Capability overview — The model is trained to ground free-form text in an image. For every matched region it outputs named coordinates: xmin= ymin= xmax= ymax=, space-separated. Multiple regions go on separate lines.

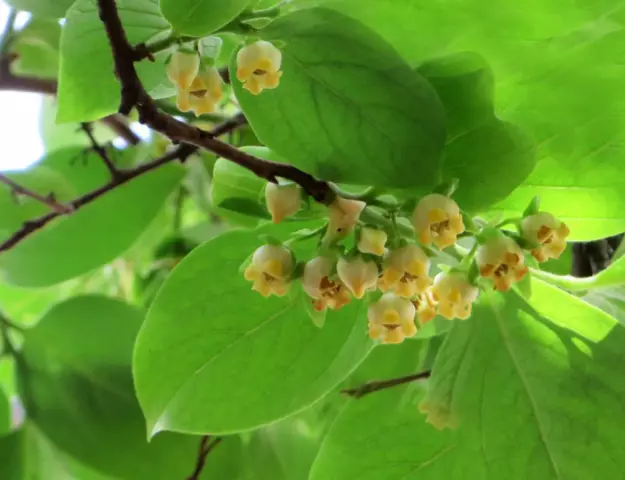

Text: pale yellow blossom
xmin=323 ymin=196 xmax=366 ymax=244
xmin=477 ymin=236 xmax=528 ymax=292
xmin=167 ymin=50 xmax=200 ymax=92
xmin=378 ymin=244 xmax=432 ymax=298
xmin=265 ymin=182 xmax=301 ymax=223
xmin=358 ymin=228 xmax=387 ymax=256
xmin=418 ymin=399 xmax=459 ymax=430
xmin=413 ymin=291 xmax=437 ymax=325
xmin=243 ymin=244 xmax=293 ymax=297
xmin=412 ymin=194 xmax=464 ymax=249
xmin=236 ymin=40 xmax=283 ymax=95
xmin=521 ymin=212 xmax=570 ymax=262
xmin=337 ymin=256 xmax=378 ymax=299
xmin=302 ymin=257 xmax=351 ymax=311
xmin=179 ymin=66 xmax=224 ymax=116
xmin=430 ymin=272 xmax=478 ymax=320
xmin=367 ymin=293 xmax=417 ymax=344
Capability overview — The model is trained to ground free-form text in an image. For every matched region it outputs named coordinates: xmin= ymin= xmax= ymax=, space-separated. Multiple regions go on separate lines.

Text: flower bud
xmin=236 ymin=40 xmax=283 ymax=95
xmin=302 ymin=256 xmax=350 ymax=311
xmin=243 ymin=244 xmax=293 ymax=297
xmin=358 ymin=227 xmax=387 ymax=256
xmin=476 ymin=235 xmax=528 ymax=292
xmin=412 ymin=194 xmax=464 ymax=249
xmin=337 ymin=256 xmax=378 ymax=299
xmin=367 ymin=293 xmax=417 ymax=344
xmin=521 ymin=212 xmax=570 ymax=262
xmin=265 ymin=182 xmax=301 ymax=224
xmin=379 ymin=244 xmax=431 ymax=298
xmin=323 ymin=196 xmax=366 ymax=244
xmin=167 ymin=50 xmax=200 ymax=91
xmin=430 ymin=272 xmax=478 ymax=320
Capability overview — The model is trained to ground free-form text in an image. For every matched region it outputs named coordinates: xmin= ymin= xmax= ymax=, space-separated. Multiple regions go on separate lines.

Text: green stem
xmin=0 ymin=314 xmax=22 ymax=357
xmin=241 ymin=2 xmax=285 ymax=20
xmin=146 ymin=32 xmax=196 ymax=55
xmin=529 ymin=268 xmax=595 ymax=291
xmin=0 ymin=8 xmax=18 ymax=55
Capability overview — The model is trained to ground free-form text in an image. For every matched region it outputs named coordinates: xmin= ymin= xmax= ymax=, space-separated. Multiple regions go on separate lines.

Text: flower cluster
xmin=245 ymin=185 xmax=570 ymax=346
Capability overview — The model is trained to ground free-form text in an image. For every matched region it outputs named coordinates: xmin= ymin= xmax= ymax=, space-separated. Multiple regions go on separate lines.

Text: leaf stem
xmin=342 ymin=370 xmax=431 ymax=399
xmin=529 ymin=268 xmax=595 ymax=291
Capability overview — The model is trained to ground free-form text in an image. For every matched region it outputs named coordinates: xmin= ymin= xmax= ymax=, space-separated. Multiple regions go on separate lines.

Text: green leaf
xmin=0 ymin=388 xmax=10 ymax=436
xmin=159 ymin=0 xmax=252 ymax=37
xmin=4 ymin=0 xmax=74 ymax=17
xmin=417 ymin=53 xmax=536 ymax=212
xmin=10 ymin=18 xmax=61 ymax=79
xmin=231 ymin=8 xmax=446 ymax=189
xmin=134 ymin=229 xmax=373 ymax=435
xmin=422 ymin=280 xmax=625 ymax=478
xmin=0 ymin=148 xmax=185 ymax=287
xmin=0 ymin=431 xmax=21 ymax=480
xmin=583 ymin=254 xmax=625 ymax=289
xmin=58 ymin=0 xmax=170 ymax=123
xmin=18 ymin=295 xmax=217 ymax=479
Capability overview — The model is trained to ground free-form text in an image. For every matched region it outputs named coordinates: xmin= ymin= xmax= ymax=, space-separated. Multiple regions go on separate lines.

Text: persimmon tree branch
xmin=80 ymin=122 xmax=123 ymax=179
xmin=0 ymin=116 xmax=243 ymax=253
xmin=341 ymin=370 xmax=432 ymax=399
xmin=186 ymin=436 xmax=222 ymax=480
xmin=96 ymin=0 xmax=332 ymax=203
xmin=0 ymin=173 xmax=74 ymax=214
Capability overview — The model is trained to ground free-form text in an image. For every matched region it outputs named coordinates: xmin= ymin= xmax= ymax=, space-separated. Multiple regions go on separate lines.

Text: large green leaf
xmin=134 ymin=229 xmax=374 ymax=435
xmin=10 ymin=18 xmax=61 ymax=79
xmin=4 ymin=0 xmax=74 ymax=17
xmin=417 ymin=53 xmax=535 ymax=212
xmin=232 ymin=8 xmax=446 ymax=189
xmin=307 ymin=0 xmax=625 ymax=239
xmin=57 ymin=0 xmax=171 ymax=123
xmin=0 ymin=148 xmax=184 ymax=287
xmin=0 ymin=387 xmax=10 ymax=436
xmin=17 ymin=295 xmax=217 ymax=479
xmin=159 ymin=0 xmax=252 ymax=36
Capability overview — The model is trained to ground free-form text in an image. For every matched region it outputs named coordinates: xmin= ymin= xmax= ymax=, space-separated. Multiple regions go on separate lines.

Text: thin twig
xmin=0 ymin=9 xmax=18 ymax=55
xmin=80 ymin=122 xmax=123 ymax=179
xmin=101 ymin=115 xmax=141 ymax=145
xmin=0 ymin=117 xmax=242 ymax=253
xmin=96 ymin=0 xmax=333 ymax=203
xmin=341 ymin=371 xmax=432 ymax=399
xmin=186 ymin=436 xmax=222 ymax=480
xmin=0 ymin=173 xmax=74 ymax=214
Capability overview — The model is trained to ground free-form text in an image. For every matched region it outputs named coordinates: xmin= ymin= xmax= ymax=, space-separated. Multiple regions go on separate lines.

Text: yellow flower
xmin=367 ymin=293 xmax=417 ymax=344
xmin=413 ymin=291 xmax=437 ymax=325
xmin=430 ymin=272 xmax=478 ymax=320
xmin=167 ymin=50 xmax=200 ymax=92
xmin=265 ymin=182 xmax=301 ymax=224
xmin=378 ymin=244 xmax=432 ymax=298
xmin=243 ymin=244 xmax=293 ymax=297
xmin=179 ymin=66 xmax=224 ymax=116
xmin=412 ymin=194 xmax=464 ymax=249
xmin=337 ymin=256 xmax=378 ymax=299
xmin=358 ymin=228 xmax=387 ymax=256
xmin=302 ymin=257 xmax=351 ymax=311
xmin=322 ymin=196 xmax=366 ymax=244
xmin=477 ymin=236 xmax=528 ymax=292
xmin=236 ymin=40 xmax=283 ymax=95
xmin=521 ymin=212 xmax=570 ymax=262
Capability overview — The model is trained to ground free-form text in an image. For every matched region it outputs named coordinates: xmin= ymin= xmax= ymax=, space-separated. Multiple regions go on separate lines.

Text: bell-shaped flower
xmin=367 ymin=293 xmax=417 ymax=344
xmin=413 ymin=290 xmax=437 ymax=325
xmin=322 ymin=196 xmax=366 ymax=244
xmin=476 ymin=236 xmax=528 ymax=292
xmin=337 ymin=256 xmax=378 ymax=299
xmin=358 ymin=227 xmax=387 ymax=256
xmin=265 ymin=182 xmax=301 ymax=224
xmin=243 ymin=244 xmax=293 ymax=297
xmin=430 ymin=271 xmax=479 ymax=320
xmin=181 ymin=66 xmax=224 ymax=116
xmin=521 ymin=212 xmax=570 ymax=262
xmin=236 ymin=40 xmax=283 ymax=95
xmin=412 ymin=194 xmax=464 ymax=249
xmin=302 ymin=256 xmax=351 ymax=311
xmin=167 ymin=50 xmax=200 ymax=92
xmin=378 ymin=244 xmax=432 ymax=298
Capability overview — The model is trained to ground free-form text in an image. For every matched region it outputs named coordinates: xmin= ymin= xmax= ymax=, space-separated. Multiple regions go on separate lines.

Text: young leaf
xmin=17 ymin=295 xmax=217 ymax=479
xmin=160 ymin=0 xmax=252 ymax=37
xmin=231 ymin=8 xmax=446 ymax=189
xmin=10 ymin=18 xmax=61 ymax=79
xmin=57 ymin=0 xmax=170 ymax=123
xmin=134 ymin=229 xmax=374 ymax=435
xmin=0 ymin=148 xmax=185 ymax=287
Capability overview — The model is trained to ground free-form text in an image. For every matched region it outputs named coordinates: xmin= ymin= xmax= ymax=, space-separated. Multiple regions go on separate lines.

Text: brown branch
xmin=0 ymin=173 xmax=74 ymax=214
xmin=80 ymin=122 xmax=123 ymax=179
xmin=96 ymin=0 xmax=333 ymax=203
xmin=101 ymin=115 xmax=141 ymax=145
xmin=341 ymin=370 xmax=432 ymax=399
xmin=186 ymin=436 xmax=222 ymax=480
xmin=0 ymin=116 xmax=243 ymax=253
